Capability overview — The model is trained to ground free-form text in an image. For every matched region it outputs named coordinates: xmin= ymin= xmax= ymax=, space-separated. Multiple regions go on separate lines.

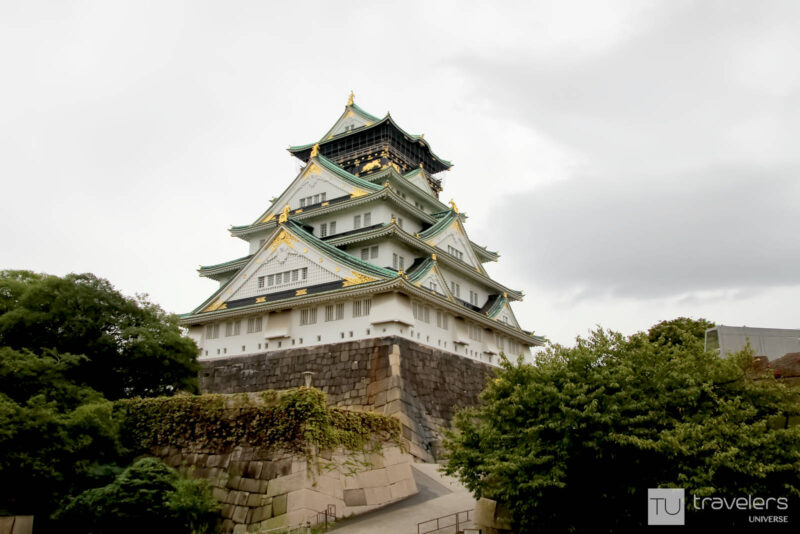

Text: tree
xmin=0 ymin=347 xmax=122 ymax=518
xmin=443 ymin=319 xmax=800 ymax=533
xmin=57 ymin=457 xmax=220 ymax=534
xmin=647 ymin=316 xmax=714 ymax=348
xmin=0 ymin=271 xmax=202 ymax=526
xmin=0 ymin=270 xmax=199 ymax=399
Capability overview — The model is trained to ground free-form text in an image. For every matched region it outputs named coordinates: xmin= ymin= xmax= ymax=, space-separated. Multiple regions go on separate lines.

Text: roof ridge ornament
xmin=278 ymin=204 xmax=291 ymax=224
xmin=449 ymin=199 xmax=459 ymax=213
xmin=347 ymin=91 xmax=354 ymax=106
xmin=310 ymin=143 xmax=320 ymax=158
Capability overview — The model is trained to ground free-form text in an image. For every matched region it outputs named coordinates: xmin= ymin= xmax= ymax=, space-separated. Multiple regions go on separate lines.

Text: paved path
xmin=329 ymin=463 xmax=476 ymax=534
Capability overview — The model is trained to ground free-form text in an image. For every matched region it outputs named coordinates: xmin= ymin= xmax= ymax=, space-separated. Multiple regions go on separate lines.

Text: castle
xmin=181 ymin=93 xmax=543 ymax=362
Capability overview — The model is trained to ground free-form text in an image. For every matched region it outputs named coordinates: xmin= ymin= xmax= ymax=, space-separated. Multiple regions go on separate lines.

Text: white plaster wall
xmin=195 ymin=294 xmax=529 ymax=364
xmin=438 ymin=266 xmax=490 ymax=307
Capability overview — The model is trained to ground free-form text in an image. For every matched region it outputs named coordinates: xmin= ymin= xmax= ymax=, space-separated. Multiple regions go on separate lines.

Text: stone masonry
xmin=156 ymin=443 xmax=416 ymax=533
xmin=198 ymin=336 xmax=497 ymax=462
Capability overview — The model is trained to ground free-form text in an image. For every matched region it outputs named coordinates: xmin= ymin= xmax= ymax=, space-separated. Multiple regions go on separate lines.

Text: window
xmin=352 ymin=298 xmax=372 ymax=318
xmin=469 ymin=324 xmax=482 ymax=341
xmin=436 ymin=311 xmax=449 ymax=330
xmin=258 ymin=276 xmax=265 ymax=289
xmin=429 ymin=281 xmax=437 ymax=292
xmin=399 ymin=256 xmax=405 ymax=270
xmin=397 ymin=218 xmax=404 ymax=228
xmin=321 ymin=192 xmax=326 ymax=202
xmin=392 ymin=253 xmax=398 ymax=269
xmin=502 ymin=315 xmax=509 ymax=324
xmin=412 ymin=301 xmax=430 ymax=323
xmin=206 ymin=324 xmax=220 ymax=339
xmin=320 ymin=223 xmax=327 ymax=237
xmin=225 ymin=321 xmax=240 ymax=337
xmin=313 ymin=194 xmax=320 ymax=204
xmin=354 ymin=215 xmax=361 ymax=229
xmin=469 ymin=290 xmax=479 ymax=306
xmin=267 ymin=268 xmax=307 ymax=287
xmin=361 ymin=248 xmax=369 ymax=261
xmin=325 ymin=303 xmax=344 ymax=322
xmin=300 ymin=308 xmax=317 ymax=325
xmin=370 ymin=246 xmax=379 ymax=259
xmin=447 ymin=245 xmax=464 ymax=261
xmin=247 ymin=317 xmax=262 ymax=333
xmin=329 ymin=221 xmax=336 ymax=234
xmin=496 ymin=334 xmax=505 ymax=351
xmin=363 ymin=212 xmax=371 ymax=226
xmin=300 ymin=198 xmax=306 ymax=208
xmin=451 ymin=282 xmax=461 ymax=298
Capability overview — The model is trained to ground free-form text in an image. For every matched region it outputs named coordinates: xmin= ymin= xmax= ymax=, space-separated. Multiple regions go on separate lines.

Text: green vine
xmin=114 ymin=388 xmax=400 ymax=457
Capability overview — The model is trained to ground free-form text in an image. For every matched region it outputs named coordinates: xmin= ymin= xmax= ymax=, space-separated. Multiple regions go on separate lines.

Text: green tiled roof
xmin=418 ymin=210 xmax=458 ymax=240
xmin=350 ymin=102 xmax=381 ymax=122
xmin=406 ymin=258 xmax=435 ymax=283
xmin=286 ymin=220 xmax=397 ymax=279
xmin=485 ymin=293 xmax=508 ymax=319
xmin=316 ymin=155 xmax=382 ymax=192
xmin=198 ymin=255 xmax=252 ymax=272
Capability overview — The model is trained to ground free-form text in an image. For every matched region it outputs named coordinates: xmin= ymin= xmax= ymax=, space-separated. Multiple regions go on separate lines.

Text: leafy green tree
xmin=57 ymin=457 xmax=220 ymax=534
xmin=0 ymin=270 xmax=199 ymax=399
xmin=443 ymin=320 xmax=800 ymax=533
xmin=648 ymin=316 xmax=714 ymax=348
xmin=0 ymin=347 xmax=122 ymax=518
xmin=0 ymin=271 xmax=202 ymax=527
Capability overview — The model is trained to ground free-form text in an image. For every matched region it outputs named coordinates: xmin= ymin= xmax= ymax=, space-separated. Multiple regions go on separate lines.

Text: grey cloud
xmin=495 ymin=165 xmax=800 ymax=299
xmin=450 ymin=1 xmax=800 ymax=173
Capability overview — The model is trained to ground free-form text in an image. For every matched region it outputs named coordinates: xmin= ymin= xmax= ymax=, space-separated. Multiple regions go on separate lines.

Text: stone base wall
xmin=157 ymin=444 xmax=416 ymax=533
xmin=198 ymin=337 xmax=497 ymax=462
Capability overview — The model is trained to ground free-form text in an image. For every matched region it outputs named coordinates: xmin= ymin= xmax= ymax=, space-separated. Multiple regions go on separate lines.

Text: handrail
xmin=417 ymin=509 xmax=473 ymax=534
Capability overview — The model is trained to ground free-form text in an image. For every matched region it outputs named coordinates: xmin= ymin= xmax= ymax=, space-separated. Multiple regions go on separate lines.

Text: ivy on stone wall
xmin=114 ymin=388 xmax=400 ymax=456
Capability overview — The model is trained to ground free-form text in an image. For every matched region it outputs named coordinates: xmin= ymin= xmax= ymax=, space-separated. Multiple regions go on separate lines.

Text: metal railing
xmin=417 ymin=509 xmax=473 ymax=534
xmin=258 ymin=504 xmax=336 ymax=533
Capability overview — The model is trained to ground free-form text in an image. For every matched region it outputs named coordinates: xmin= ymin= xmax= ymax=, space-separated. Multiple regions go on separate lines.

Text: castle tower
xmin=181 ymin=94 xmax=544 ymax=363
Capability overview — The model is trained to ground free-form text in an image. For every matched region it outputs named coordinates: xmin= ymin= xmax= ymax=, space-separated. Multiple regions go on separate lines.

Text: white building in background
xmin=181 ymin=94 xmax=544 ymax=364
xmin=705 ymin=325 xmax=800 ymax=361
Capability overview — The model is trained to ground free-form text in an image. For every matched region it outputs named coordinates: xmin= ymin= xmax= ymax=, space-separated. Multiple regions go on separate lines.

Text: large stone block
xmin=343 ymin=488 xmax=367 ymax=507
xmin=272 ymin=493 xmax=288 ymax=516
xmin=355 ymin=467 xmax=389 ymax=488
xmin=386 ymin=462 xmax=413 ymax=485
xmin=364 ymin=485 xmax=391 ymax=506
xmin=267 ymin=471 xmax=305 ymax=497
xmin=238 ymin=477 xmax=260 ymax=493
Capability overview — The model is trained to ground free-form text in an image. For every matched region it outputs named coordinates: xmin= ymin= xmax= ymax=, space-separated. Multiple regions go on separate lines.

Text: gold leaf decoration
xmin=342 ymin=271 xmax=377 ymax=287
xmin=269 ymin=229 xmax=297 ymax=252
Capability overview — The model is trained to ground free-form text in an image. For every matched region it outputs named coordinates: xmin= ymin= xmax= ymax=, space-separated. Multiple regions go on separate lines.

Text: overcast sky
xmin=1 ymin=0 xmax=798 ymax=345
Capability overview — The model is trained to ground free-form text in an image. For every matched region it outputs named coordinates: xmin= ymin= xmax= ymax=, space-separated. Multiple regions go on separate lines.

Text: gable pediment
xmin=493 ymin=301 xmax=521 ymax=329
xmin=414 ymin=263 xmax=453 ymax=299
xmin=199 ymin=226 xmax=388 ymax=313
xmin=255 ymin=159 xmax=374 ymax=224
xmin=326 ymin=108 xmax=374 ymax=138
xmin=426 ymin=222 xmax=482 ymax=270
xmin=406 ymin=171 xmax=436 ymax=197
